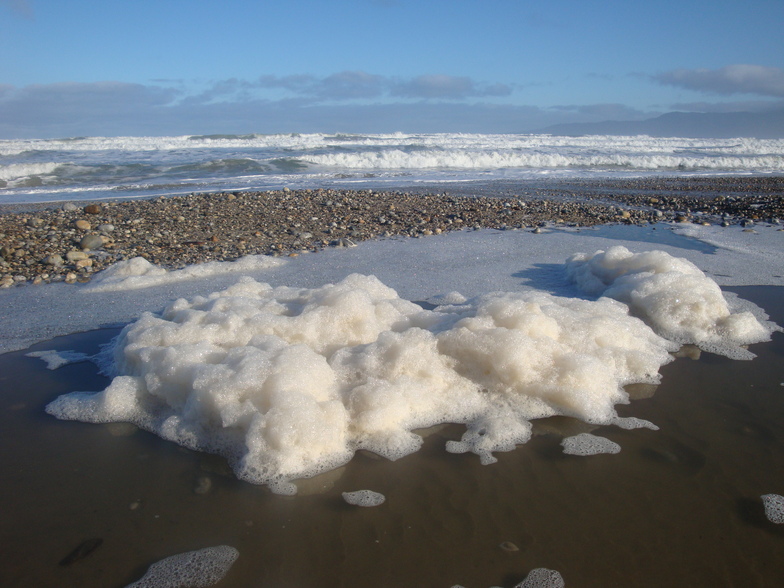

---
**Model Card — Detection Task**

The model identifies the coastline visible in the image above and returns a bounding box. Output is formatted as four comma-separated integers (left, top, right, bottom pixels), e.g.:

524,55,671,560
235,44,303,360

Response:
2,176,782,287
1,174,783,586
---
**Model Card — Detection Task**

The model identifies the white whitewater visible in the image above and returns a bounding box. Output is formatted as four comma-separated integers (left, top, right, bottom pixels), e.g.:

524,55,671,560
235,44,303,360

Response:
2,133,783,203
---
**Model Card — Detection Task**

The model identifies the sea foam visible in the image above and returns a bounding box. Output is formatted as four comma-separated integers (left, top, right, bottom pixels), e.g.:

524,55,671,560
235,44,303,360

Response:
84,255,286,292
566,246,779,359
45,250,778,493
125,545,238,588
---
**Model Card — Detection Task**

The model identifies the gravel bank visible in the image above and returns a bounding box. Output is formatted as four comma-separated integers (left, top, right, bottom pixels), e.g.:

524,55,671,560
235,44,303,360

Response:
1,177,782,287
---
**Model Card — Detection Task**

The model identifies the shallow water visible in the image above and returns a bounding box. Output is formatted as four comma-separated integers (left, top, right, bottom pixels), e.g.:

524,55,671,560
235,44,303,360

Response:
1,286,783,588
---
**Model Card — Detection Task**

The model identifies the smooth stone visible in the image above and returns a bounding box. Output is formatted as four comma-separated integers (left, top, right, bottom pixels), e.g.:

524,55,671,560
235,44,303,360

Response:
75,219,91,230
97,223,115,233
44,254,64,266
80,235,104,250
66,250,89,262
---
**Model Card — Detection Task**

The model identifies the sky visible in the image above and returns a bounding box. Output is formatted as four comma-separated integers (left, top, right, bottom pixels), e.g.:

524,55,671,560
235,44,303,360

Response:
1,0,784,138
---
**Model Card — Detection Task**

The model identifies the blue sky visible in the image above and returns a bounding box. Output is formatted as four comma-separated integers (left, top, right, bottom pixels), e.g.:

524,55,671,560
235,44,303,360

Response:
1,0,783,138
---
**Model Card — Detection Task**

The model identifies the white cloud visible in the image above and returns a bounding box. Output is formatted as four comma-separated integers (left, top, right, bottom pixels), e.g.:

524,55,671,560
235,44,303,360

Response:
314,71,386,100
0,78,562,138
186,71,511,105
655,65,784,97
390,74,511,100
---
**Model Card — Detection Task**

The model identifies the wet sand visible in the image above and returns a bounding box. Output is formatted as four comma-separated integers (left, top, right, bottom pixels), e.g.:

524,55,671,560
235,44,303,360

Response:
0,285,782,587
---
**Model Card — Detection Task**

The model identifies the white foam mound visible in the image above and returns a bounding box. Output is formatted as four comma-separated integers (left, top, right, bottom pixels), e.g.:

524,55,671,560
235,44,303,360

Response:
45,248,776,493
85,255,285,292
47,272,677,491
125,545,238,588
561,433,621,456
566,246,778,359
515,568,565,588
342,489,386,507
761,494,784,524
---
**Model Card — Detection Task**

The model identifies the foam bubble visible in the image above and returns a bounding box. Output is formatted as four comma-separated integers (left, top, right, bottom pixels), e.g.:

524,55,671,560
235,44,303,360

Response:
125,545,238,588
566,246,779,359
342,489,386,507
761,494,784,524
561,433,621,456
515,568,565,588
85,255,285,292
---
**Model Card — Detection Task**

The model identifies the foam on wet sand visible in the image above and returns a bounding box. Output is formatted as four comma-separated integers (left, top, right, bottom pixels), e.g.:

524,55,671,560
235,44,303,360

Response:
342,489,386,507
561,433,621,456
761,494,784,524
44,249,779,494
124,545,238,588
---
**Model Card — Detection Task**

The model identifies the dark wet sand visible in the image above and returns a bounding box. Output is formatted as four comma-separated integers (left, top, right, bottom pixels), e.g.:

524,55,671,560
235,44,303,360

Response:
1,286,783,588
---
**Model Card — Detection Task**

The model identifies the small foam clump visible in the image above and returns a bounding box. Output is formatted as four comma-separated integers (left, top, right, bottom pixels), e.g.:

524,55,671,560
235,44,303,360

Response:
761,494,784,524
515,568,565,588
342,489,386,507
566,246,778,359
561,433,621,456
611,416,659,431
125,545,238,588
26,349,91,370
85,255,284,292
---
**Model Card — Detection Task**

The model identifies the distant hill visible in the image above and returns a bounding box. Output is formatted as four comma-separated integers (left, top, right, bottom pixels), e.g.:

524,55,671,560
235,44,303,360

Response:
535,109,784,139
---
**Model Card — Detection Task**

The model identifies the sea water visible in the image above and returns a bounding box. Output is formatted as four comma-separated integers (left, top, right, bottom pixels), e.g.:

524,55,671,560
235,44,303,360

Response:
2,133,784,204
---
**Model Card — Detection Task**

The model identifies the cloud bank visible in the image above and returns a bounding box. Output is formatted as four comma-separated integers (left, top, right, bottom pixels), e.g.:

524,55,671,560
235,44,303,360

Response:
655,65,784,98
3,65,784,138
0,71,565,138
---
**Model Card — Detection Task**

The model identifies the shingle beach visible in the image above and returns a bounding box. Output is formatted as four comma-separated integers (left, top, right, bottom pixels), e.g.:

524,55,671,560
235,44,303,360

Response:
1,176,782,287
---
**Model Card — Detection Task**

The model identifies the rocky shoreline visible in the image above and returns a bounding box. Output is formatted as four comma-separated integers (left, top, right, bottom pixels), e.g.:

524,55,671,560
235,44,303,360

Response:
1,177,783,287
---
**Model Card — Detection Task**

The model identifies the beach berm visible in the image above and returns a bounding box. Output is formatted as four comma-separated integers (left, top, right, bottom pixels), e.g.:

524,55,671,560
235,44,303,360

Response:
1,177,782,287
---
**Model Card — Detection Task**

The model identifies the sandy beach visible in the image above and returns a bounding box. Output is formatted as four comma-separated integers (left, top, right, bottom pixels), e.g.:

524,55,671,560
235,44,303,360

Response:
1,178,783,587
1,287,782,587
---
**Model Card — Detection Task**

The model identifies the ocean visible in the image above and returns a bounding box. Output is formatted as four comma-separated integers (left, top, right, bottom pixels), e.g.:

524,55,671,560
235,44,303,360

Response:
2,133,784,205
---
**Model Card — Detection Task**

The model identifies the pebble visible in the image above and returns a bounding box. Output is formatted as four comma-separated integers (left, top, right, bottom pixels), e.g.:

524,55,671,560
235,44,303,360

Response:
75,219,91,230
44,254,64,266
66,250,89,262
79,234,104,250
0,179,782,286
